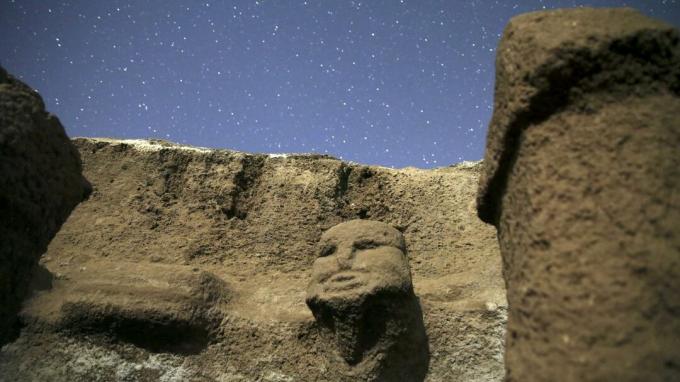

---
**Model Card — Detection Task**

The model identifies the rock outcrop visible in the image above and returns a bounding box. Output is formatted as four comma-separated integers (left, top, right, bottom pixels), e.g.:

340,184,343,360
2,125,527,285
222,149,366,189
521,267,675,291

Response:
0,66,90,345
22,261,231,356
477,8,680,381
1,138,506,381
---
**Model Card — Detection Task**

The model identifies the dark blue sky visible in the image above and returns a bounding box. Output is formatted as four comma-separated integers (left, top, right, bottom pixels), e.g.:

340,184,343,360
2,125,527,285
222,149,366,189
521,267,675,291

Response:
2,1,678,168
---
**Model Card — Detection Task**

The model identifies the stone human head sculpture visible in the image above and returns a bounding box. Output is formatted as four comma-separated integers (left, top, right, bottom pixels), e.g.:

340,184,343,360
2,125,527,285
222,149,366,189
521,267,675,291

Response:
306,220,428,380
307,219,412,304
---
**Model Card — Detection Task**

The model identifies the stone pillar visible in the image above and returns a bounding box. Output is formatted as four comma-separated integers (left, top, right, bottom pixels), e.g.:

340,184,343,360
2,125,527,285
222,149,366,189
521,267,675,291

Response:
477,8,680,382
0,66,90,344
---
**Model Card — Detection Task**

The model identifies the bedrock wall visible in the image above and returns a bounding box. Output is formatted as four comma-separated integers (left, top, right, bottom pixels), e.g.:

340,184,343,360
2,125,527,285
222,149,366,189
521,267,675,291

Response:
477,8,680,382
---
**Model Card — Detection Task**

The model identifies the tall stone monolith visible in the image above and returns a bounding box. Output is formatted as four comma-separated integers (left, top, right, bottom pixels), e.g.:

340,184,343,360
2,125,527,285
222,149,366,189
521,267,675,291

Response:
477,8,680,382
0,66,90,344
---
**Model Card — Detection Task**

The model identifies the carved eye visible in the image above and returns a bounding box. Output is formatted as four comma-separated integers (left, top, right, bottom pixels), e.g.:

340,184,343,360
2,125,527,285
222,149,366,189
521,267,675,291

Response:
319,244,336,257
353,240,379,250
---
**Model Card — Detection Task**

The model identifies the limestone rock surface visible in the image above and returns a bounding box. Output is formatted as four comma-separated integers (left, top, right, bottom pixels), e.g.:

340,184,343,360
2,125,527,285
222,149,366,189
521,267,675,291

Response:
477,8,680,382
0,66,89,345
1,138,506,381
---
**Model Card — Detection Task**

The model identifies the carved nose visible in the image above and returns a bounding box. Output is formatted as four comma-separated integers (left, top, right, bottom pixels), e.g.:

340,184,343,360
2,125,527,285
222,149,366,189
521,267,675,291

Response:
335,247,354,269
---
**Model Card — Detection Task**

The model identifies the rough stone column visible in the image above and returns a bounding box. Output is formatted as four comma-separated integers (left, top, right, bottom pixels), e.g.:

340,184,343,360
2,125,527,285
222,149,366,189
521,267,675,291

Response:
0,66,90,344
477,8,679,382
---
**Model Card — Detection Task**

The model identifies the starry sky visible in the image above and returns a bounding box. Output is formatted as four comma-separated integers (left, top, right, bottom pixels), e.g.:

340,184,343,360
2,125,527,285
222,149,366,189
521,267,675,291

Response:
1,1,679,168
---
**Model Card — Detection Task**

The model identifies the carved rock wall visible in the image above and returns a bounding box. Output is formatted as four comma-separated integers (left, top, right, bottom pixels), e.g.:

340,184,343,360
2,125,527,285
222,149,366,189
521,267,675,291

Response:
477,8,680,382
0,66,89,345
1,138,506,381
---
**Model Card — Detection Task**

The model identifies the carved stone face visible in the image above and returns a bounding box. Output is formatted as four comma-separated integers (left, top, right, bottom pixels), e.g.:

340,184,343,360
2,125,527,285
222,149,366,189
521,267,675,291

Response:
305,220,428,378
307,220,412,304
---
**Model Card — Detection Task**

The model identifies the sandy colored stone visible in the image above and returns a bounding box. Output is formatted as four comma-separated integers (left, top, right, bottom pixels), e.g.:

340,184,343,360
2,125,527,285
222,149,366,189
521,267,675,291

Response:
477,8,680,382
477,7,677,221
306,220,428,381
21,261,230,355
2,138,506,381
0,65,90,344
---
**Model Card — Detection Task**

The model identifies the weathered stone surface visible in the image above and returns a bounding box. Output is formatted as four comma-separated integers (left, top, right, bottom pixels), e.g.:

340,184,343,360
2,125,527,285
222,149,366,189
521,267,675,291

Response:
306,220,428,381
21,261,231,355
477,8,680,381
1,138,505,381
0,66,90,344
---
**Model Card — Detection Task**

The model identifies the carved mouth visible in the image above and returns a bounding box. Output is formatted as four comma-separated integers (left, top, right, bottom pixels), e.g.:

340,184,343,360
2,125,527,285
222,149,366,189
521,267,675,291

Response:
323,272,366,291
330,273,358,283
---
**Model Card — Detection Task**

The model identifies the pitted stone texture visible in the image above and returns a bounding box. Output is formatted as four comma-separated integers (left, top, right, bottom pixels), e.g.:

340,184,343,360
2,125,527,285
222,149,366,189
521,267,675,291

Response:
2,138,505,381
21,261,231,356
477,7,679,222
307,219,412,307
0,66,89,344
306,220,428,381
477,8,680,382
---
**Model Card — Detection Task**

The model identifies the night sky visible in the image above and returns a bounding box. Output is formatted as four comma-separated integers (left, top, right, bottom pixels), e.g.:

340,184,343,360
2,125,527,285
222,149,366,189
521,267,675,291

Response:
2,1,679,168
